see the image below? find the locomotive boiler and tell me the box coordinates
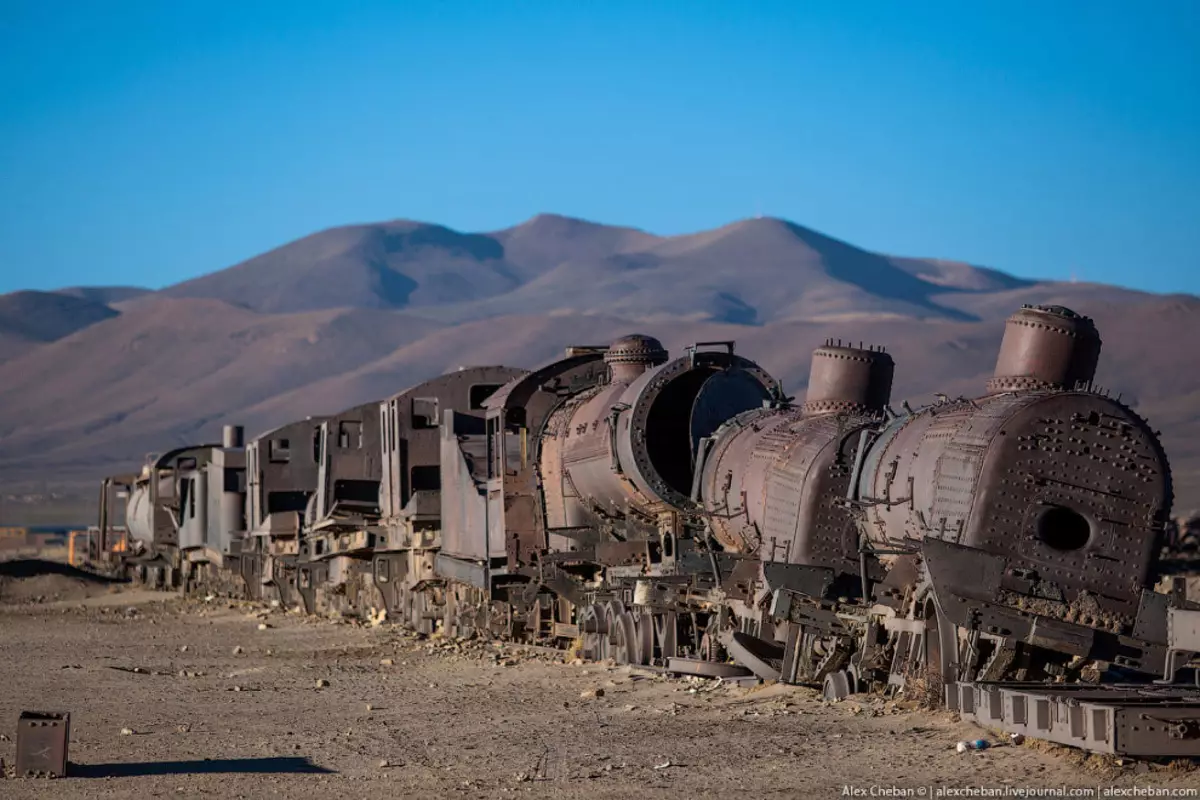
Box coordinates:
[696,305,1190,699]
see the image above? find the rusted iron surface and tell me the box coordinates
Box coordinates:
[987,304,1101,394]
[15,711,70,778]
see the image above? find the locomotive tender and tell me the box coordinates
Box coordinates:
[90,304,1200,710]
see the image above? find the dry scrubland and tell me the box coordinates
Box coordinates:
[0,570,1197,799]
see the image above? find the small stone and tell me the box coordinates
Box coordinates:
[120,727,134,736]
[316,678,330,688]
[580,688,605,699]
[179,645,189,653]
[257,623,270,631]
[380,658,394,666]
[232,646,244,655]
[365,703,374,711]
[233,686,243,692]
[379,759,391,769]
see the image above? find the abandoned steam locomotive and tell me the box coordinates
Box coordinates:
[89,304,1200,713]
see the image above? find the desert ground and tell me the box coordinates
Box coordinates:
[1,567,1197,799]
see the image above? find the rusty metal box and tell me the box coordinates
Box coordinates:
[15,711,70,778]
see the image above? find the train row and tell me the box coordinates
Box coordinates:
[90,303,1200,703]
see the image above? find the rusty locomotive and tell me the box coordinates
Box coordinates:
[88,304,1200,721]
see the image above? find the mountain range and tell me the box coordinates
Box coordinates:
[1,213,1197,524]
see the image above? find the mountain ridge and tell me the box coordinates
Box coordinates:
[1,213,1197,523]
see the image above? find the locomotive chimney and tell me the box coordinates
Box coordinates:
[987,305,1101,394]
[801,342,894,415]
[604,334,669,383]
[222,425,245,449]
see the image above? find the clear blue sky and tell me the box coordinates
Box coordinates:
[1,0,1197,295]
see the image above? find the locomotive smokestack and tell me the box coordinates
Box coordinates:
[987,305,1101,394]
[604,334,669,383]
[222,425,245,449]
[801,342,894,415]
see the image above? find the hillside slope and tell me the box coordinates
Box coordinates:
[1,214,1196,516]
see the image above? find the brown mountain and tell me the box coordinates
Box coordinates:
[1,214,1196,524]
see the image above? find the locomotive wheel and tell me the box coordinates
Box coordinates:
[634,612,653,665]
[613,612,638,665]
[724,631,784,682]
[610,611,654,666]
[822,669,856,701]
[578,604,611,661]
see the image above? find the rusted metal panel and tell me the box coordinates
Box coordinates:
[955,681,1200,757]
[439,412,490,561]
[376,365,525,550]
[1169,608,1200,651]
[15,711,70,778]
[246,417,328,535]
[313,400,384,527]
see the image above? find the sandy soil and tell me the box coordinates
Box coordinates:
[0,576,1197,799]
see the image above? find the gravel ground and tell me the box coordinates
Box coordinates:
[0,578,1197,799]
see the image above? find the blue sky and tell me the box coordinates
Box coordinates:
[1,0,1197,295]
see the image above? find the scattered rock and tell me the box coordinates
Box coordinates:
[257,623,270,630]
[179,645,188,653]
[380,658,394,666]
[232,646,244,655]
[120,727,134,736]
[316,678,330,688]
[580,688,606,699]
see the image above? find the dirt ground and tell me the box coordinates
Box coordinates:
[1,576,1198,800]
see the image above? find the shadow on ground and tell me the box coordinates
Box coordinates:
[0,558,126,583]
[67,757,335,778]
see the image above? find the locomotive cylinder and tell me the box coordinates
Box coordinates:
[801,342,894,416]
[986,304,1101,393]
